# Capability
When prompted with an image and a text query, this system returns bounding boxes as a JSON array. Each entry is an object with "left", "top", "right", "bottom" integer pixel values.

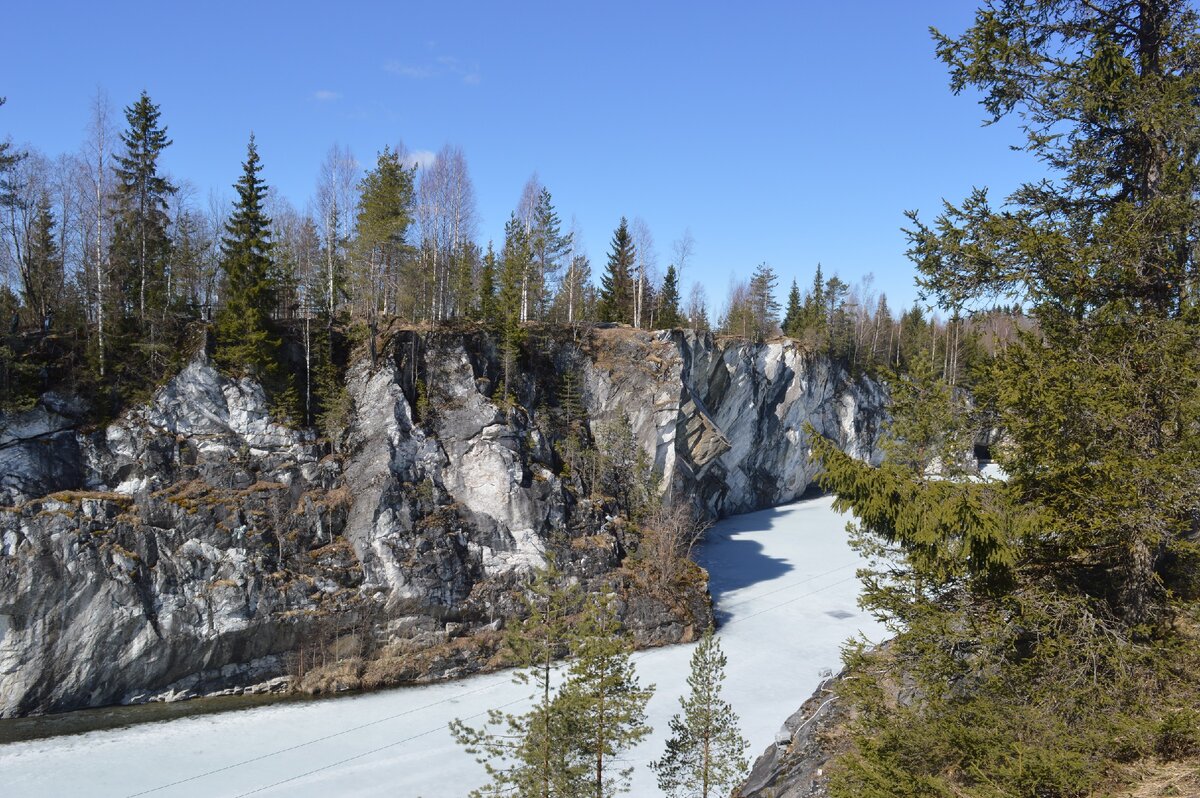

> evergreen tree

[
  {"left": 781, "top": 279, "right": 802, "bottom": 337},
  {"left": 747, "top": 262, "right": 780, "bottom": 340},
  {"left": 450, "top": 560, "right": 586, "bottom": 798},
  {"left": 478, "top": 241, "right": 498, "bottom": 327},
  {"left": 354, "top": 147, "right": 414, "bottom": 327},
  {"left": 498, "top": 214, "right": 528, "bottom": 401},
  {"left": 215, "top": 135, "right": 280, "bottom": 381},
  {"left": 110, "top": 91, "right": 175, "bottom": 325},
  {"left": 19, "top": 193, "right": 63, "bottom": 331},
  {"left": 651, "top": 632, "right": 749, "bottom": 798},
  {"left": 109, "top": 91, "right": 177, "bottom": 377},
  {"left": 656, "top": 264, "right": 683, "bottom": 328},
  {"left": 800, "top": 264, "right": 826, "bottom": 344},
  {"left": 814, "top": 3, "right": 1200, "bottom": 795},
  {"left": 822, "top": 275, "right": 850, "bottom": 358},
  {"left": 555, "top": 594, "right": 653, "bottom": 798},
  {"left": 598, "top": 218, "right": 635, "bottom": 324},
  {"left": 529, "top": 187, "right": 572, "bottom": 319}
]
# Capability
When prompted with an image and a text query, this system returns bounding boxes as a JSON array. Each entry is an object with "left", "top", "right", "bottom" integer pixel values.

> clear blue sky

[{"left": 2, "top": 1, "right": 1035, "bottom": 312}]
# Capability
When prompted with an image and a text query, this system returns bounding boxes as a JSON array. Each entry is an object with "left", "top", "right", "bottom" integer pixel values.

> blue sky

[{"left": 2, "top": 1, "right": 1036, "bottom": 312}]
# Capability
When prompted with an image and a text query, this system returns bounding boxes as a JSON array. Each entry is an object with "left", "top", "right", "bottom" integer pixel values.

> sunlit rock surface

[{"left": 0, "top": 327, "right": 884, "bottom": 717}]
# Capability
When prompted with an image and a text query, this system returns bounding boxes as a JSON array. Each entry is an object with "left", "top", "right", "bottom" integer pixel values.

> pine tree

[
  {"left": 555, "top": 593, "right": 653, "bottom": 798},
  {"left": 781, "top": 279, "right": 802, "bottom": 338},
  {"left": 354, "top": 147, "right": 414, "bottom": 325},
  {"left": 656, "top": 264, "right": 683, "bottom": 329},
  {"left": 747, "top": 262, "right": 780, "bottom": 341},
  {"left": 529, "top": 187, "right": 572, "bottom": 319},
  {"left": 598, "top": 218, "right": 635, "bottom": 324},
  {"left": 215, "top": 135, "right": 280, "bottom": 381},
  {"left": 651, "top": 632, "right": 749, "bottom": 798},
  {"left": 450, "top": 559, "right": 586, "bottom": 798}
]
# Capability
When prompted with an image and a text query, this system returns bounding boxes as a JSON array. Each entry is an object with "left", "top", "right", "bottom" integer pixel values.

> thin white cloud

[
  {"left": 385, "top": 61, "right": 436, "bottom": 79},
  {"left": 384, "top": 54, "right": 480, "bottom": 85},
  {"left": 312, "top": 89, "right": 341, "bottom": 101},
  {"left": 404, "top": 150, "right": 437, "bottom": 169}
]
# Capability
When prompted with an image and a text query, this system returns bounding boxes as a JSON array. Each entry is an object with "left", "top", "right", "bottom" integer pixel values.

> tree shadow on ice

[{"left": 695, "top": 504, "right": 794, "bottom": 626}]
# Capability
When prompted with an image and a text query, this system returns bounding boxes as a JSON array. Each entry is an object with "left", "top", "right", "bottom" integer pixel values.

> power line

[
  {"left": 212, "top": 571, "right": 866, "bottom": 798},
  {"left": 118, "top": 541, "right": 862, "bottom": 797}
]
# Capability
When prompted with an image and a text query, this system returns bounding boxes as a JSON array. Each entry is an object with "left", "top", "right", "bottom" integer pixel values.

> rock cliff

[{"left": 0, "top": 327, "right": 883, "bottom": 717}]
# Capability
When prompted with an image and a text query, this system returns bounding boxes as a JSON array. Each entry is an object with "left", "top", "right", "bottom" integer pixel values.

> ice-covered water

[{"left": 0, "top": 496, "right": 884, "bottom": 797}]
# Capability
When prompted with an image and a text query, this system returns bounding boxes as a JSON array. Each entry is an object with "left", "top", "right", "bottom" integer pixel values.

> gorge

[{"left": 0, "top": 326, "right": 885, "bottom": 720}]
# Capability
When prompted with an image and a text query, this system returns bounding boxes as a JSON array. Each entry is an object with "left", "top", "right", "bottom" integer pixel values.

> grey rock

[{"left": 0, "top": 329, "right": 886, "bottom": 718}]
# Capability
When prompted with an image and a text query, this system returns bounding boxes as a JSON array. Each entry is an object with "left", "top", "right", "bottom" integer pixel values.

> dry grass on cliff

[
  {"left": 1116, "top": 760, "right": 1200, "bottom": 797},
  {"left": 293, "top": 630, "right": 506, "bottom": 696}
]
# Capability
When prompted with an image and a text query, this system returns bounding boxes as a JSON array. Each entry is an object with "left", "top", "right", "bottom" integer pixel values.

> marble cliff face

[{"left": 0, "top": 328, "right": 883, "bottom": 717}]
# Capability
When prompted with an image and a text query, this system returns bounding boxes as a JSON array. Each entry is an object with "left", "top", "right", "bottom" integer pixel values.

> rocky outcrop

[
  {"left": 0, "top": 327, "right": 884, "bottom": 717},
  {"left": 580, "top": 329, "right": 882, "bottom": 514},
  {"left": 737, "top": 676, "right": 848, "bottom": 798}
]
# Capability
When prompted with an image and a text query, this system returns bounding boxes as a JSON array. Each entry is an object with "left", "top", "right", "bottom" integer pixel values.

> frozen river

[{"left": 0, "top": 496, "right": 884, "bottom": 797}]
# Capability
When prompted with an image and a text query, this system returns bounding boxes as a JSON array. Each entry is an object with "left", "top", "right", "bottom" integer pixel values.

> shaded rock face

[{"left": 0, "top": 328, "right": 883, "bottom": 718}]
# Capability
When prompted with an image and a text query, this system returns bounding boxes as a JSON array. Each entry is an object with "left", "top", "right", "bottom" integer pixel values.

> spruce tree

[
  {"left": 110, "top": 92, "right": 175, "bottom": 323},
  {"left": 478, "top": 241, "right": 498, "bottom": 327},
  {"left": 498, "top": 214, "right": 528, "bottom": 401},
  {"left": 813, "top": 2, "right": 1200, "bottom": 794},
  {"left": 215, "top": 135, "right": 280, "bottom": 381},
  {"left": 651, "top": 632, "right": 749, "bottom": 798},
  {"left": 801, "top": 264, "right": 826, "bottom": 343},
  {"left": 20, "top": 193, "right": 63, "bottom": 331},
  {"left": 656, "top": 264, "right": 683, "bottom": 329},
  {"left": 109, "top": 91, "right": 177, "bottom": 376},
  {"left": 781, "top": 279, "right": 802, "bottom": 338},
  {"left": 598, "top": 218, "right": 635, "bottom": 324},
  {"left": 555, "top": 593, "right": 653, "bottom": 798}
]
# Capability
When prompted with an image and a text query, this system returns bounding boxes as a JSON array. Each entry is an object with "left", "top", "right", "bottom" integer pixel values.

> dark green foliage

[
  {"left": 554, "top": 594, "right": 653, "bottom": 798},
  {"left": 656, "top": 265, "right": 683, "bottom": 329},
  {"left": 450, "top": 559, "right": 587, "bottom": 797},
  {"left": 19, "top": 193, "right": 63, "bottom": 330},
  {"left": 354, "top": 147, "right": 414, "bottom": 323},
  {"left": 108, "top": 91, "right": 178, "bottom": 384},
  {"left": 110, "top": 91, "right": 175, "bottom": 322},
  {"left": 498, "top": 214, "right": 529, "bottom": 401},
  {"left": 598, "top": 218, "right": 635, "bottom": 324},
  {"left": 215, "top": 136, "right": 286, "bottom": 396},
  {"left": 530, "top": 187, "right": 572, "bottom": 318},
  {"left": 478, "top": 241, "right": 498, "bottom": 327},
  {"left": 651, "top": 632, "right": 749, "bottom": 798},
  {"left": 815, "top": 2, "right": 1200, "bottom": 794},
  {"left": 781, "top": 279, "right": 802, "bottom": 337},
  {"left": 747, "top": 262, "right": 780, "bottom": 340},
  {"left": 451, "top": 572, "right": 652, "bottom": 798}
]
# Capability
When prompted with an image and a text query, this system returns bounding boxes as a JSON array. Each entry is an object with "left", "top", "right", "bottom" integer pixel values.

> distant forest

[{"left": 0, "top": 91, "right": 1021, "bottom": 420}]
